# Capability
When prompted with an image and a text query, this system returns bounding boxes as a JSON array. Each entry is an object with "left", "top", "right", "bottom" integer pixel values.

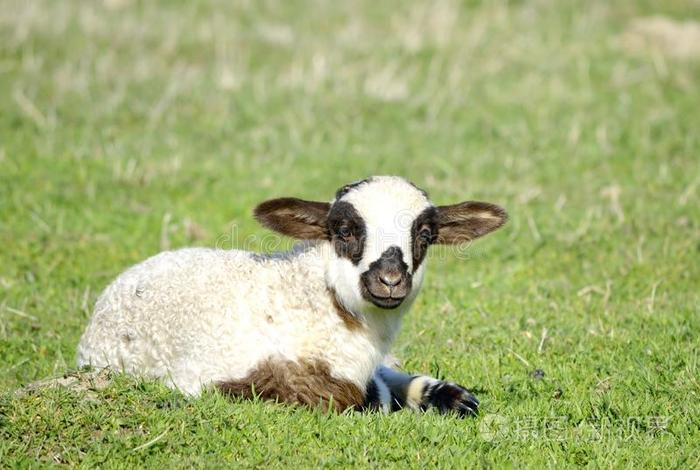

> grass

[{"left": 1, "top": 0, "right": 699, "bottom": 467}]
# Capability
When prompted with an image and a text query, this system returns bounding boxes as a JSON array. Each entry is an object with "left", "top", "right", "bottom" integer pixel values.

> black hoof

[{"left": 423, "top": 381, "right": 479, "bottom": 417}]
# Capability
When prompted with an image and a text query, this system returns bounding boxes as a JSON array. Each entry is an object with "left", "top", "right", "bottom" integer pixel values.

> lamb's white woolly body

[
  {"left": 78, "top": 175, "right": 505, "bottom": 416},
  {"left": 77, "top": 176, "right": 431, "bottom": 397},
  {"left": 79, "top": 245, "right": 387, "bottom": 395}
]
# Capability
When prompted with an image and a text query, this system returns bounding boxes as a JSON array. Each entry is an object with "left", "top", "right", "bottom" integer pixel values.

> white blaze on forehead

[{"left": 338, "top": 176, "right": 432, "bottom": 271}]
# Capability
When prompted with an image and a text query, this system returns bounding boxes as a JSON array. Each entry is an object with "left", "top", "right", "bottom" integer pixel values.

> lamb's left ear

[
  {"left": 254, "top": 198, "right": 331, "bottom": 240},
  {"left": 435, "top": 201, "right": 508, "bottom": 244}
]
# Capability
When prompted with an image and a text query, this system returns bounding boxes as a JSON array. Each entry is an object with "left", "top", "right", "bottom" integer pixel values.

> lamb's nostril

[{"left": 379, "top": 272, "right": 402, "bottom": 287}]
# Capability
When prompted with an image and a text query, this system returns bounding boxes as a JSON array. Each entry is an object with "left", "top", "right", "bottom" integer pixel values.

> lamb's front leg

[{"left": 366, "top": 366, "right": 479, "bottom": 417}]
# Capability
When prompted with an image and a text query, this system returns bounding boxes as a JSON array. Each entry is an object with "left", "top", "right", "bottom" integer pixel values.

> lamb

[{"left": 77, "top": 176, "right": 507, "bottom": 416}]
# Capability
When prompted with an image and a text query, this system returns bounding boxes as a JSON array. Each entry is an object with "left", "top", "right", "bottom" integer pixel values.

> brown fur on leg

[{"left": 217, "top": 357, "right": 365, "bottom": 412}]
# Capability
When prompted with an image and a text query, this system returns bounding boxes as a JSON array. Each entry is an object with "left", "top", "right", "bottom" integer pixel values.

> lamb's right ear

[{"left": 254, "top": 198, "right": 331, "bottom": 240}]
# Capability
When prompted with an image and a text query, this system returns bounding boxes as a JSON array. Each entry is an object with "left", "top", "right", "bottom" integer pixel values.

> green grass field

[{"left": 1, "top": 0, "right": 699, "bottom": 467}]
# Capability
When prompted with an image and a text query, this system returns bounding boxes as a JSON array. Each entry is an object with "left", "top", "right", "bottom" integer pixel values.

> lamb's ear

[
  {"left": 435, "top": 201, "right": 508, "bottom": 244},
  {"left": 254, "top": 198, "right": 331, "bottom": 240}
]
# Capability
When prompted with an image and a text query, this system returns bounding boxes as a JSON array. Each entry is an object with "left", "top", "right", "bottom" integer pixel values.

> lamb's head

[{"left": 254, "top": 176, "right": 507, "bottom": 314}]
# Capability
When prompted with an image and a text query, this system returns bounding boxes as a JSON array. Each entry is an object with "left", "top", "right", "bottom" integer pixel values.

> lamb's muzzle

[
  {"left": 76, "top": 175, "right": 507, "bottom": 415},
  {"left": 360, "top": 246, "right": 411, "bottom": 309}
]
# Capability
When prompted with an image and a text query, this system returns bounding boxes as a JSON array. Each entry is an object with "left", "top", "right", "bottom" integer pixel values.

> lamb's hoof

[{"left": 423, "top": 381, "right": 479, "bottom": 417}]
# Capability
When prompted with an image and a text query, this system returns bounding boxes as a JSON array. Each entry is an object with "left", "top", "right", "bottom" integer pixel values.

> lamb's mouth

[
  {"left": 365, "top": 291, "right": 405, "bottom": 309},
  {"left": 360, "top": 277, "right": 410, "bottom": 309}
]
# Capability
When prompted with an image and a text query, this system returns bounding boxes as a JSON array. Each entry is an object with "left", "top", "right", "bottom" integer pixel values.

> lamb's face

[
  {"left": 254, "top": 175, "right": 508, "bottom": 315},
  {"left": 325, "top": 177, "right": 434, "bottom": 311}
]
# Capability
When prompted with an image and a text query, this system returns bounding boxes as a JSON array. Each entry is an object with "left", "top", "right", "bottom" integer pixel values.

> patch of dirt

[
  {"left": 620, "top": 16, "right": 700, "bottom": 60},
  {"left": 14, "top": 368, "right": 114, "bottom": 401}
]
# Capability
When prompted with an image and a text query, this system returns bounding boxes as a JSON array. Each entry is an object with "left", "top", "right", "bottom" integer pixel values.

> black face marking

[
  {"left": 334, "top": 177, "right": 374, "bottom": 200},
  {"left": 327, "top": 201, "right": 366, "bottom": 265},
  {"left": 360, "top": 246, "right": 412, "bottom": 309},
  {"left": 411, "top": 206, "right": 439, "bottom": 272}
]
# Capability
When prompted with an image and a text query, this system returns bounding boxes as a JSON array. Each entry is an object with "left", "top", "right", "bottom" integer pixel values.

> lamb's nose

[{"left": 379, "top": 272, "right": 402, "bottom": 287}]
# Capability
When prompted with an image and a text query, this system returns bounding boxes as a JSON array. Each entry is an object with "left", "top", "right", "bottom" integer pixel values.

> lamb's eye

[{"left": 338, "top": 226, "right": 352, "bottom": 239}]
